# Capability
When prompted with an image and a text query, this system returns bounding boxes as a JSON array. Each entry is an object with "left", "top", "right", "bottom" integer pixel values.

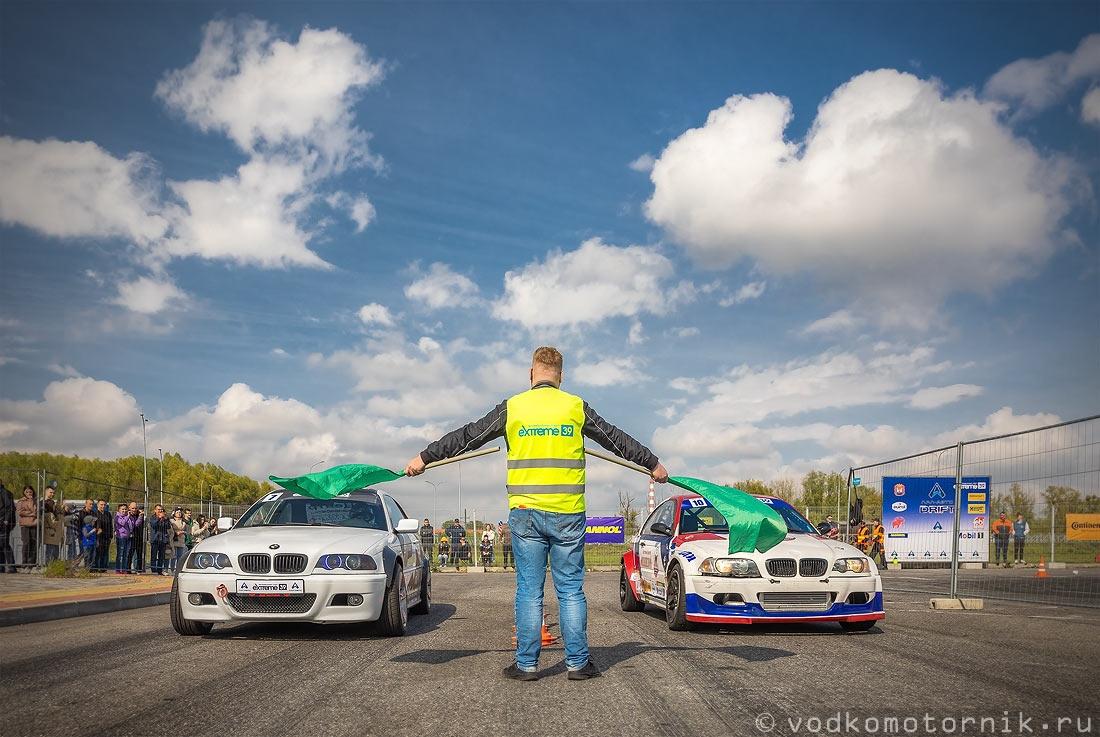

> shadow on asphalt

[
  {"left": 206, "top": 603, "right": 457, "bottom": 641},
  {"left": 639, "top": 607, "right": 885, "bottom": 637},
  {"left": 393, "top": 640, "right": 797, "bottom": 673}
]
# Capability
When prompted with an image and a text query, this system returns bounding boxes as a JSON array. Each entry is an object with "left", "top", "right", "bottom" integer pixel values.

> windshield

[
  {"left": 236, "top": 494, "right": 387, "bottom": 531},
  {"left": 679, "top": 497, "right": 818, "bottom": 535}
]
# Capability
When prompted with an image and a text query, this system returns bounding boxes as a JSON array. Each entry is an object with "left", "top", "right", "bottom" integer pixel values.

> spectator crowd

[
  {"left": 418, "top": 517, "right": 514, "bottom": 570},
  {"left": 0, "top": 478, "right": 222, "bottom": 575}
]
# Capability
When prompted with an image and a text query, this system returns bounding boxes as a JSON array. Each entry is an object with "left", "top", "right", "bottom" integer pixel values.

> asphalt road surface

[
  {"left": 882, "top": 567, "right": 1100, "bottom": 608},
  {"left": 3, "top": 573, "right": 1098, "bottom": 737}
]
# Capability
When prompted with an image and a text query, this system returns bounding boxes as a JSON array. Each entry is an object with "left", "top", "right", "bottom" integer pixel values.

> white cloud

[
  {"left": 672, "top": 327, "right": 700, "bottom": 338},
  {"left": 46, "top": 364, "right": 83, "bottom": 378},
  {"left": 573, "top": 357, "right": 645, "bottom": 387},
  {"left": 645, "top": 70, "right": 1073, "bottom": 328},
  {"left": 629, "top": 153, "right": 656, "bottom": 172},
  {"left": 404, "top": 263, "right": 480, "bottom": 310},
  {"left": 357, "top": 302, "right": 395, "bottom": 327},
  {"left": 909, "top": 383, "right": 984, "bottom": 410},
  {"left": 271, "top": 348, "right": 289, "bottom": 358},
  {"left": 0, "top": 136, "right": 167, "bottom": 244},
  {"left": 1082, "top": 87, "right": 1100, "bottom": 125},
  {"left": 628, "top": 320, "right": 645, "bottom": 345},
  {"left": 0, "top": 378, "right": 141, "bottom": 455},
  {"left": 719, "top": 280, "right": 766, "bottom": 307},
  {"left": 327, "top": 192, "right": 376, "bottom": 232},
  {"left": 155, "top": 18, "right": 384, "bottom": 171},
  {"left": 985, "top": 34, "right": 1100, "bottom": 116},
  {"left": 112, "top": 276, "right": 188, "bottom": 315},
  {"left": 492, "top": 238, "right": 680, "bottom": 329},
  {"left": 801, "top": 309, "right": 863, "bottom": 336},
  {"left": 934, "top": 406, "right": 1060, "bottom": 444}
]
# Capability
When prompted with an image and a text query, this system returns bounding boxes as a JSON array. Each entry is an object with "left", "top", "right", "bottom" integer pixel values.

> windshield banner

[{"left": 585, "top": 516, "right": 626, "bottom": 544}]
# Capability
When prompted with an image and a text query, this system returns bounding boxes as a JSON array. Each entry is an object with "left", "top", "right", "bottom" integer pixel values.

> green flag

[
  {"left": 269, "top": 464, "right": 405, "bottom": 500},
  {"left": 668, "top": 476, "right": 787, "bottom": 554}
]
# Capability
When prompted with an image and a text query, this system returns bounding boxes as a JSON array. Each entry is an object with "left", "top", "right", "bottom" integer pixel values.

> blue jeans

[
  {"left": 509, "top": 508, "right": 588, "bottom": 671},
  {"left": 115, "top": 538, "right": 130, "bottom": 572}
]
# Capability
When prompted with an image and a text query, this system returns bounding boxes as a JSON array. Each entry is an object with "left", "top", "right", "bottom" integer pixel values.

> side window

[
  {"left": 382, "top": 496, "right": 405, "bottom": 531},
  {"left": 644, "top": 500, "right": 674, "bottom": 534}
]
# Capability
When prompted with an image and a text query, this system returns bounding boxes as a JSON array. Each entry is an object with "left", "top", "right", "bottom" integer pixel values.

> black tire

[
  {"left": 841, "top": 620, "right": 877, "bottom": 632},
  {"left": 410, "top": 561, "right": 431, "bottom": 615},
  {"left": 375, "top": 563, "right": 408, "bottom": 636},
  {"left": 170, "top": 576, "right": 213, "bottom": 636},
  {"left": 665, "top": 564, "right": 692, "bottom": 631},
  {"left": 620, "top": 563, "right": 645, "bottom": 612}
]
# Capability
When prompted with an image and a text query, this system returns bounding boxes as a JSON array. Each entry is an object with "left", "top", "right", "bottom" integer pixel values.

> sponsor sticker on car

[{"left": 236, "top": 579, "right": 305, "bottom": 595}]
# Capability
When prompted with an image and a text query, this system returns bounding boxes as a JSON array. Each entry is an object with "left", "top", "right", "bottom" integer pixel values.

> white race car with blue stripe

[{"left": 620, "top": 493, "right": 884, "bottom": 631}]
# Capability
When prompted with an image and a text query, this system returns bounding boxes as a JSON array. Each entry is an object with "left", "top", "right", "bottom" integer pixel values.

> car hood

[
  {"left": 193, "top": 526, "right": 395, "bottom": 558},
  {"left": 675, "top": 532, "right": 865, "bottom": 561}
]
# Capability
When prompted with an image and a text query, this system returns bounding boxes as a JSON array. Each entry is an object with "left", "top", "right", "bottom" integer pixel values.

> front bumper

[
  {"left": 685, "top": 574, "right": 885, "bottom": 624},
  {"left": 177, "top": 572, "right": 389, "bottom": 624}
]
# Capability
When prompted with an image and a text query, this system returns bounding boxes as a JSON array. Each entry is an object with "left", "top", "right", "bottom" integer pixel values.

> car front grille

[
  {"left": 799, "top": 558, "right": 828, "bottom": 577},
  {"left": 765, "top": 559, "right": 796, "bottom": 577},
  {"left": 238, "top": 553, "right": 271, "bottom": 574},
  {"left": 227, "top": 594, "right": 316, "bottom": 614},
  {"left": 758, "top": 592, "right": 833, "bottom": 611},
  {"left": 273, "top": 553, "right": 307, "bottom": 574}
]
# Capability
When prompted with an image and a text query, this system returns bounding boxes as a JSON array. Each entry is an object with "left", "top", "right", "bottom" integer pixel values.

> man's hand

[
  {"left": 650, "top": 462, "right": 669, "bottom": 483},
  {"left": 404, "top": 454, "right": 427, "bottom": 477}
]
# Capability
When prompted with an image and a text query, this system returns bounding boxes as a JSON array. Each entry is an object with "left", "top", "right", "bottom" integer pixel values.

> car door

[
  {"left": 637, "top": 500, "right": 675, "bottom": 603},
  {"left": 383, "top": 495, "right": 419, "bottom": 599}
]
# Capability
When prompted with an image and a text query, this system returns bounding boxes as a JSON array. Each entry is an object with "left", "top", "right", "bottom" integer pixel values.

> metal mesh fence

[{"left": 847, "top": 415, "right": 1100, "bottom": 608}]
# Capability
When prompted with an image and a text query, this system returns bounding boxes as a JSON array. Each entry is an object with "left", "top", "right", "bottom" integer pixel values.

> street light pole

[
  {"left": 140, "top": 413, "right": 150, "bottom": 515},
  {"left": 423, "top": 480, "right": 447, "bottom": 530},
  {"left": 158, "top": 448, "right": 164, "bottom": 509}
]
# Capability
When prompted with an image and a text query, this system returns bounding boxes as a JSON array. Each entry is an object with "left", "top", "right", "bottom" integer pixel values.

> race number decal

[{"left": 688, "top": 498, "right": 708, "bottom": 508}]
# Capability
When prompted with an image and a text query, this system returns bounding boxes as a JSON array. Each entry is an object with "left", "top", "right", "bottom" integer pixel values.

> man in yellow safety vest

[{"left": 405, "top": 346, "right": 667, "bottom": 681}]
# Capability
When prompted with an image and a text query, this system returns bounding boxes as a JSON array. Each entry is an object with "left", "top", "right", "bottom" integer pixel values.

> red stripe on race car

[
  {"left": 621, "top": 550, "right": 642, "bottom": 598},
  {"left": 685, "top": 611, "right": 885, "bottom": 624},
  {"left": 672, "top": 532, "right": 722, "bottom": 545}
]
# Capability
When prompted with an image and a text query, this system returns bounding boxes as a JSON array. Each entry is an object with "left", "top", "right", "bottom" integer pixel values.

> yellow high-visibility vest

[{"left": 505, "top": 386, "right": 586, "bottom": 514}]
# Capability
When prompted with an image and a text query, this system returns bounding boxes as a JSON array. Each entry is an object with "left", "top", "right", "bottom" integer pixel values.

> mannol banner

[
  {"left": 882, "top": 476, "right": 991, "bottom": 564},
  {"left": 584, "top": 516, "right": 626, "bottom": 543}
]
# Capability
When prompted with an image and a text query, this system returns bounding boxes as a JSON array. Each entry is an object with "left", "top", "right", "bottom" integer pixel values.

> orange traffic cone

[
  {"left": 1036, "top": 556, "right": 1049, "bottom": 578},
  {"left": 511, "top": 608, "right": 558, "bottom": 646}
]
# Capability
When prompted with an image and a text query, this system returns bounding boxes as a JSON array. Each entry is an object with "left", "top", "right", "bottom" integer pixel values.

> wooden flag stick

[
  {"left": 584, "top": 447, "right": 652, "bottom": 476},
  {"left": 424, "top": 446, "right": 501, "bottom": 471}
]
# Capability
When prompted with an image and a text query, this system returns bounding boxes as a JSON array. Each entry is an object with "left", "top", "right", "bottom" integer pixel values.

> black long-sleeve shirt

[{"left": 419, "top": 382, "right": 659, "bottom": 471}]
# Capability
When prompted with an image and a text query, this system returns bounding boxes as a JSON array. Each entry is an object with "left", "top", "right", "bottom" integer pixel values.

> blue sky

[{"left": 1, "top": 2, "right": 1097, "bottom": 521}]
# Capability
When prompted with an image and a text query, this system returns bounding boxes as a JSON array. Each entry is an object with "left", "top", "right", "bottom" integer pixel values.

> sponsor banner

[
  {"left": 1066, "top": 514, "right": 1100, "bottom": 541},
  {"left": 585, "top": 516, "right": 626, "bottom": 543},
  {"left": 883, "top": 476, "right": 991, "bottom": 563}
]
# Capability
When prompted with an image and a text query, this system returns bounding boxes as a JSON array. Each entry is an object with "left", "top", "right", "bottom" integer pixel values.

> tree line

[{"left": 0, "top": 451, "right": 274, "bottom": 507}]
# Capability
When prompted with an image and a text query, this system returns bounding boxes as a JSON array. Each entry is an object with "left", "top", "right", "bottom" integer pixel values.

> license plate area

[{"left": 236, "top": 579, "right": 305, "bottom": 596}]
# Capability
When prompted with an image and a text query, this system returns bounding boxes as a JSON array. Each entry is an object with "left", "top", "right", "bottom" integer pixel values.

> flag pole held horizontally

[
  {"left": 583, "top": 447, "right": 786, "bottom": 554},
  {"left": 269, "top": 447, "right": 500, "bottom": 500}
]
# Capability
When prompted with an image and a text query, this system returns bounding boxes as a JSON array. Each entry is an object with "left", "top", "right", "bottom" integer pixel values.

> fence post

[
  {"left": 1050, "top": 503, "right": 1055, "bottom": 564},
  {"left": 950, "top": 442, "right": 963, "bottom": 599},
  {"left": 844, "top": 468, "right": 853, "bottom": 543}
]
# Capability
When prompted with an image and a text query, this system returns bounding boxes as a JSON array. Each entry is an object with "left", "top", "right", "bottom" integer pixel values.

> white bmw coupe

[
  {"left": 171, "top": 488, "right": 429, "bottom": 636},
  {"left": 621, "top": 492, "right": 884, "bottom": 631}
]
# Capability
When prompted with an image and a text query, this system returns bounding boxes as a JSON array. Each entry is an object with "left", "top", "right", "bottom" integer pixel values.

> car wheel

[
  {"left": 841, "top": 620, "right": 878, "bottom": 632},
  {"left": 620, "top": 564, "right": 645, "bottom": 612},
  {"left": 410, "top": 561, "right": 431, "bottom": 615},
  {"left": 665, "top": 564, "right": 693, "bottom": 631},
  {"left": 376, "top": 563, "right": 408, "bottom": 636},
  {"left": 170, "top": 576, "right": 213, "bottom": 636}
]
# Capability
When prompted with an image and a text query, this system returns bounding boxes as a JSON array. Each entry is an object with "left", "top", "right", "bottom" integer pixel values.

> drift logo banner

[
  {"left": 585, "top": 516, "right": 626, "bottom": 543},
  {"left": 883, "top": 476, "right": 990, "bottom": 564}
]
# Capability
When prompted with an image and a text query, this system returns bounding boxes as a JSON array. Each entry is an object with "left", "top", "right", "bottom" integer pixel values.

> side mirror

[
  {"left": 651, "top": 522, "right": 673, "bottom": 537},
  {"left": 216, "top": 517, "right": 234, "bottom": 532},
  {"left": 395, "top": 518, "right": 420, "bottom": 534}
]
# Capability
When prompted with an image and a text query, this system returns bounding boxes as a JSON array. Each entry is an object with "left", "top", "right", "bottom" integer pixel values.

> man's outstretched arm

[
  {"left": 404, "top": 401, "right": 508, "bottom": 476},
  {"left": 582, "top": 402, "right": 668, "bottom": 482}
]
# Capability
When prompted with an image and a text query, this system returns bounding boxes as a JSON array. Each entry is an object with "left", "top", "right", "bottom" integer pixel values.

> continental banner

[
  {"left": 585, "top": 516, "right": 625, "bottom": 543},
  {"left": 1066, "top": 514, "right": 1100, "bottom": 541}
]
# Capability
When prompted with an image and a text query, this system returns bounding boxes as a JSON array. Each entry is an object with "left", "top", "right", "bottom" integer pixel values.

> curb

[
  {"left": 0, "top": 591, "right": 172, "bottom": 628},
  {"left": 929, "top": 597, "right": 984, "bottom": 610}
]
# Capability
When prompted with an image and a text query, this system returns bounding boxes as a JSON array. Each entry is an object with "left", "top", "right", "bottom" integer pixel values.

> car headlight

[
  {"left": 832, "top": 557, "right": 870, "bottom": 574},
  {"left": 698, "top": 557, "right": 760, "bottom": 577},
  {"left": 314, "top": 554, "right": 377, "bottom": 571},
  {"left": 186, "top": 552, "right": 231, "bottom": 570}
]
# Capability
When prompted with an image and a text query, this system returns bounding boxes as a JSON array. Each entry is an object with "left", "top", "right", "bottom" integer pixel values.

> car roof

[
  {"left": 268, "top": 488, "right": 383, "bottom": 500},
  {"left": 675, "top": 493, "right": 780, "bottom": 503}
]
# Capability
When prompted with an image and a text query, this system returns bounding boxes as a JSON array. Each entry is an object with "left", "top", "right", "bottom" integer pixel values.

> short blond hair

[{"left": 532, "top": 346, "right": 563, "bottom": 373}]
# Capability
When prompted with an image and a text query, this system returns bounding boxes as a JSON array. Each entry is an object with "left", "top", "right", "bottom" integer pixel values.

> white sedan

[
  {"left": 621, "top": 493, "right": 884, "bottom": 631},
  {"left": 171, "top": 488, "right": 429, "bottom": 636}
]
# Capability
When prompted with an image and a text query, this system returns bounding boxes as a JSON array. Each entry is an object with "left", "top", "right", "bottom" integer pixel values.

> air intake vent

[{"left": 227, "top": 594, "right": 316, "bottom": 614}]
